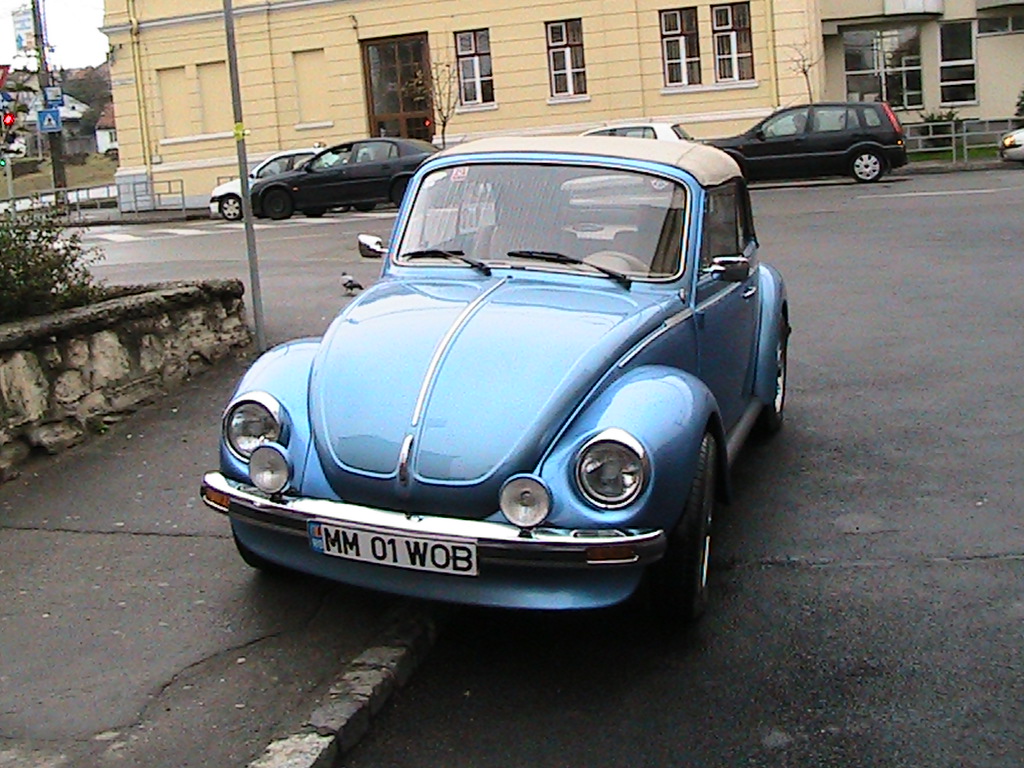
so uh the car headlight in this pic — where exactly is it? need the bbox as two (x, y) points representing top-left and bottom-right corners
(224, 393), (283, 459)
(499, 475), (551, 528)
(249, 443), (291, 494)
(575, 428), (648, 509)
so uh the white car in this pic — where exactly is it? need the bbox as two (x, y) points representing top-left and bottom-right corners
(581, 122), (694, 141)
(999, 127), (1024, 164)
(209, 147), (319, 220)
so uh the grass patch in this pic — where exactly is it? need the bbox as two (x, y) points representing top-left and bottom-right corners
(10, 154), (118, 196)
(907, 145), (1001, 163)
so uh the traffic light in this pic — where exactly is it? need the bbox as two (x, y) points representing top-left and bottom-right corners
(1, 111), (14, 128)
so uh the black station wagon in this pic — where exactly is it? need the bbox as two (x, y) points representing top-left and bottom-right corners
(708, 101), (907, 183)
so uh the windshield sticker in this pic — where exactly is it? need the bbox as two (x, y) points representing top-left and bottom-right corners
(451, 166), (469, 182)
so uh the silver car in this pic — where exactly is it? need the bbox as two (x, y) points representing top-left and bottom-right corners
(999, 128), (1024, 164)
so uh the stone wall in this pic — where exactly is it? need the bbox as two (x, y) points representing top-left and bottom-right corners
(0, 280), (252, 482)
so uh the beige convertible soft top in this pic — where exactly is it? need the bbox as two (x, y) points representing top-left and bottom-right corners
(434, 135), (741, 187)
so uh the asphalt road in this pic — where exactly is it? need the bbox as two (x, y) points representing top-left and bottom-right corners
(336, 170), (1024, 768)
(3, 170), (1023, 767)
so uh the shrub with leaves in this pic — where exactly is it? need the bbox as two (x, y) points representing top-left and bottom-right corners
(0, 206), (104, 324)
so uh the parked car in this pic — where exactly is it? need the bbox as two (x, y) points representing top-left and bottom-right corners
(250, 137), (438, 220)
(707, 101), (907, 182)
(201, 136), (790, 622)
(999, 127), (1024, 163)
(210, 147), (319, 221)
(581, 122), (694, 141)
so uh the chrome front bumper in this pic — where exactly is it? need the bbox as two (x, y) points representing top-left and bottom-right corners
(201, 471), (666, 569)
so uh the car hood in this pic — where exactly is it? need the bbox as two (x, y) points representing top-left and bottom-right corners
(211, 178), (242, 198)
(307, 276), (667, 515)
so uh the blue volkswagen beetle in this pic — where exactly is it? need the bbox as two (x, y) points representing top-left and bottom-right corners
(201, 136), (789, 622)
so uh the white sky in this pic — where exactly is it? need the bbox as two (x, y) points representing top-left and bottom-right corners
(0, 0), (108, 71)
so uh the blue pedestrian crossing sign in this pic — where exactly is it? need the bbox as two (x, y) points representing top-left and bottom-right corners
(38, 107), (62, 133)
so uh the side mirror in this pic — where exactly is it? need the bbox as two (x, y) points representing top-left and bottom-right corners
(709, 255), (751, 282)
(755, 128), (766, 141)
(357, 234), (386, 259)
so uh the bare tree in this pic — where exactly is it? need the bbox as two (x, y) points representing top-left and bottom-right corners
(405, 57), (461, 148)
(787, 42), (823, 103)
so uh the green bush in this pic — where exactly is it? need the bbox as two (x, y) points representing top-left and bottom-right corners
(0, 206), (104, 323)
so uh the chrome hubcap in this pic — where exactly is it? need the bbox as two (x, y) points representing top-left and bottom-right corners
(855, 155), (880, 180)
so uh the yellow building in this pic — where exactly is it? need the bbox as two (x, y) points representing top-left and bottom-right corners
(101, 0), (825, 206)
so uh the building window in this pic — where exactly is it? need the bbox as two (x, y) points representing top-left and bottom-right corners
(711, 3), (754, 82)
(977, 15), (1024, 35)
(455, 29), (494, 106)
(940, 22), (976, 105)
(661, 8), (701, 86)
(546, 19), (586, 97)
(842, 27), (922, 109)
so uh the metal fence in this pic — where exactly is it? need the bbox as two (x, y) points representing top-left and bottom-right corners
(0, 178), (187, 223)
(902, 117), (1022, 163)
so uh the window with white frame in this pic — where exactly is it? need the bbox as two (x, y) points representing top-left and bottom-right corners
(661, 8), (701, 86)
(842, 27), (922, 109)
(546, 19), (587, 97)
(712, 3), (754, 82)
(977, 14), (1024, 35)
(939, 21), (976, 104)
(455, 29), (494, 106)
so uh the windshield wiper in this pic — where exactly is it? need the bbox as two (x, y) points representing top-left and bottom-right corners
(506, 250), (631, 289)
(402, 249), (492, 276)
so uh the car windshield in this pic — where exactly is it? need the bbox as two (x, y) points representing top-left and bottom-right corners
(396, 163), (689, 281)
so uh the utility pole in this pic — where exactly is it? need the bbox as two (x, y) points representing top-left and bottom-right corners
(30, 0), (66, 191)
(223, 0), (267, 352)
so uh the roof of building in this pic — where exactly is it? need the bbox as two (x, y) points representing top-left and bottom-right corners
(96, 101), (116, 130)
(435, 135), (741, 187)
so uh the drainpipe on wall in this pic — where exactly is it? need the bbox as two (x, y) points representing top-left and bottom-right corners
(127, 0), (152, 179)
(765, 0), (781, 108)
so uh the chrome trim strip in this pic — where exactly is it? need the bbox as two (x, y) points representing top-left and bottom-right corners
(397, 434), (414, 485)
(201, 471), (665, 567)
(617, 308), (694, 368)
(411, 277), (510, 427)
(694, 279), (742, 312)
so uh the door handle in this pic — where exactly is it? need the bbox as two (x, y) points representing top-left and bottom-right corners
(742, 286), (758, 299)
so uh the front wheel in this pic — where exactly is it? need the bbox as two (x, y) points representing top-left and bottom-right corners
(649, 431), (717, 624)
(218, 194), (243, 221)
(850, 150), (885, 182)
(353, 202), (377, 213)
(262, 188), (294, 220)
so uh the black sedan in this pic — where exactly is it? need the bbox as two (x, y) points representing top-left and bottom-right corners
(250, 137), (438, 219)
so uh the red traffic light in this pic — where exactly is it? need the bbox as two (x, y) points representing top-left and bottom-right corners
(1, 112), (14, 127)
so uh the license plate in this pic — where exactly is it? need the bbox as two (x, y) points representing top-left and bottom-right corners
(308, 521), (478, 576)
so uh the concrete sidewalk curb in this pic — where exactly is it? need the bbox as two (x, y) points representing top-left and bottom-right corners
(248, 601), (449, 768)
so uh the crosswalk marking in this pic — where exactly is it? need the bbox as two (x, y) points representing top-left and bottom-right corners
(80, 210), (396, 244)
(151, 228), (210, 236)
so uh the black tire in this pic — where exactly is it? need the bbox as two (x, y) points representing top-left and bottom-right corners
(649, 431), (717, 624)
(850, 149), (885, 182)
(757, 317), (789, 435)
(353, 202), (376, 213)
(305, 207), (326, 218)
(218, 194), (243, 221)
(262, 188), (294, 220)
(233, 531), (288, 575)
(389, 177), (410, 206)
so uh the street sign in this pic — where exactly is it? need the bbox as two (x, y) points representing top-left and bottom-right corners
(38, 107), (62, 133)
(44, 86), (64, 107)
